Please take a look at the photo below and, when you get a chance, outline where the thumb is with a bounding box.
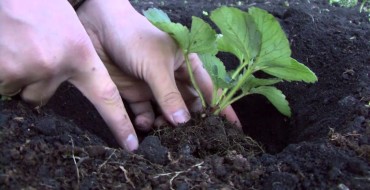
[147,65,190,126]
[69,56,138,152]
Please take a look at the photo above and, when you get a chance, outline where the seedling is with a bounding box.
[144,7,318,117]
[329,0,370,12]
[329,0,359,8]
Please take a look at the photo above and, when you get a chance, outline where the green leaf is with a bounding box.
[249,7,317,83]
[143,8,171,23]
[145,7,318,117]
[241,75,282,92]
[261,58,318,83]
[216,35,244,62]
[251,86,291,117]
[144,8,190,51]
[189,17,218,54]
[249,77,282,87]
[210,6,262,62]
[249,7,291,66]
[199,54,232,89]
[329,0,358,8]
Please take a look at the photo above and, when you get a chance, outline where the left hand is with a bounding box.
[0,0,139,151]
[77,0,240,131]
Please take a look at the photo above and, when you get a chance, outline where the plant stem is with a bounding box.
[222,92,248,109]
[214,63,254,115]
[231,59,249,79]
[185,54,206,108]
[215,59,248,106]
[211,86,218,106]
[360,0,368,12]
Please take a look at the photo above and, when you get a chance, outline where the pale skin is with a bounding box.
[0,0,240,152]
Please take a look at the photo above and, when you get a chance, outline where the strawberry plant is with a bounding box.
[144,6,318,117]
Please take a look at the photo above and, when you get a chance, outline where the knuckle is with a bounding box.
[37,60,57,77]
[31,44,57,77]
[162,91,183,106]
[70,35,94,61]
[99,81,122,105]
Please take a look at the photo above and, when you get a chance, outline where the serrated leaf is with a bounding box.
[241,75,282,92]
[249,7,317,83]
[144,8,190,51]
[261,58,318,83]
[251,86,291,117]
[210,7,261,62]
[249,77,282,86]
[216,35,244,62]
[189,17,218,54]
[249,7,291,66]
[199,54,232,89]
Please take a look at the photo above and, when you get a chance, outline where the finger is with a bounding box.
[0,72,26,97]
[20,79,62,106]
[0,87,22,97]
[146,64,190,126]
[186,54,214,104]
[128,101,155,132]
[175,54,213,104]
[70,56,138,152]
[221,106,242,128]
[176,82,202,112]
[109,70,155,131]
[154,115,168,128]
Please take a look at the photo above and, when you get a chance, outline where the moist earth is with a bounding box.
[1,0,370,189]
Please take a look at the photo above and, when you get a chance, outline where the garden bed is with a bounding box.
[1,0,370,189]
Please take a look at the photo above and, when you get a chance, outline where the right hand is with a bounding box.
[0,0,138,151]
[76,0,241,131]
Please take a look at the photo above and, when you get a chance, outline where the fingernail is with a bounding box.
[172,109,190,124]
[124,134,138,152]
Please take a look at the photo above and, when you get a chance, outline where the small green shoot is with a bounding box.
[1,96,11,101]
[329,0,370,13]
[360,0,370,12]
[366,101,370,108]
[329,0,359,8]
[144,7,318,117]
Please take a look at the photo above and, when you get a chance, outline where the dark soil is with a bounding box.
[1,0,370,189]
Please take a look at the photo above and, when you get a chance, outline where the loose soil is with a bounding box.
[1,0,370,189]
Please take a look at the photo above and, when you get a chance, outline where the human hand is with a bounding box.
[0,0,138,151]
[77,0,241,131]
